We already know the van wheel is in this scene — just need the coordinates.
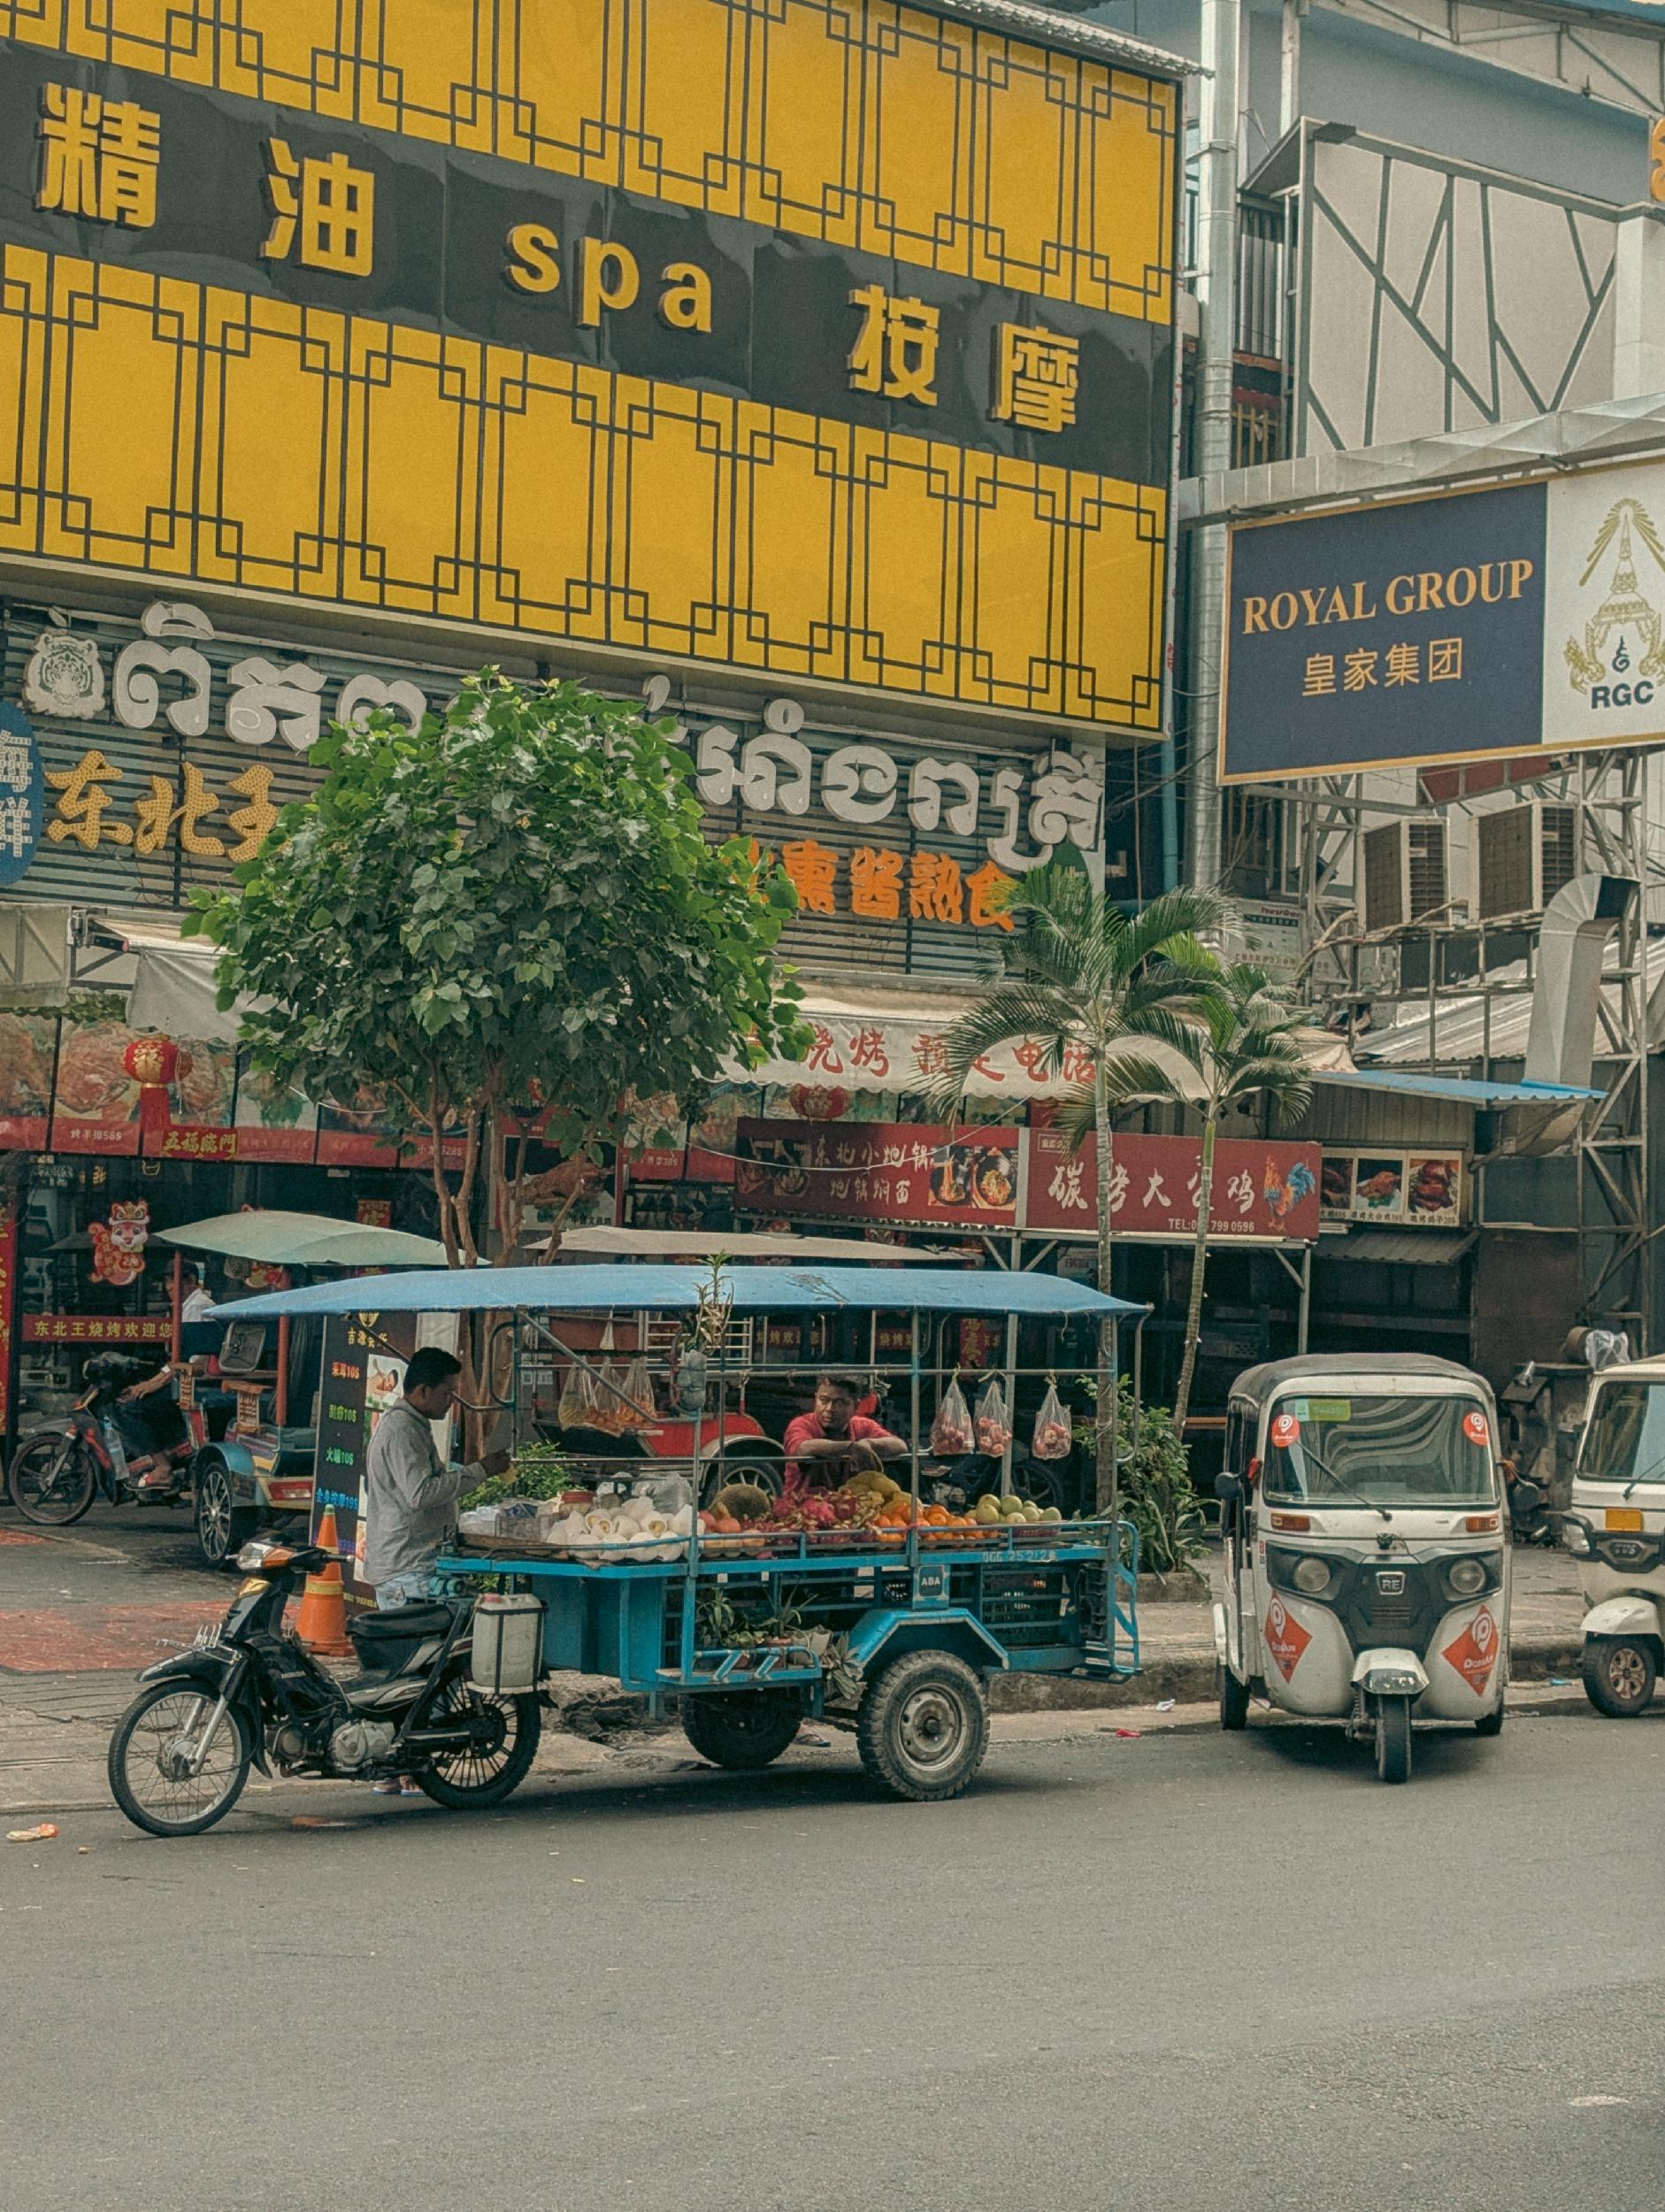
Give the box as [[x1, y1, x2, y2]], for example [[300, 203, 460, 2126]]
[[1219, 1664, 1250, 1732], [1582, 1636, 1657, 1717], [1375, 1695, 1413, 1784]]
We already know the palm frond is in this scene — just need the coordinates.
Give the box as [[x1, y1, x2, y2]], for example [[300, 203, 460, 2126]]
[[1097, 1051, 1193, 1110]]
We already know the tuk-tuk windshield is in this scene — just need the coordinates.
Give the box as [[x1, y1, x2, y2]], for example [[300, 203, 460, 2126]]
[[1262, 1393, 1498, 1509], [1577, 1379, 1665, 1486]]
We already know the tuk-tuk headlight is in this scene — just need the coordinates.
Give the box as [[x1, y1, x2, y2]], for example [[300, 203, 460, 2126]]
[[1562, 1518, 1592, 1558], [1446, 1555, 1487, 1598], [1291, 1556, 1332, 1596]]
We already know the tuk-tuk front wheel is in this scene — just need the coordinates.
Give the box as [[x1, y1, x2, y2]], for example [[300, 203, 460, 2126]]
[[1582, 1636, 1657, 1717], [194, 1461, 257, 1570], [856, 1649, 990, 1802], [1375, 1695, 1413, 1784]]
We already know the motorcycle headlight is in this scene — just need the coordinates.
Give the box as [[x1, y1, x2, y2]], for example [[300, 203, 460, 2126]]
[[235, 1539, 275, 1571], [1292, 1555, 1332, 1596], [1561, 1519, 1592, 1557], [1446, 1555, 1487, 1598]]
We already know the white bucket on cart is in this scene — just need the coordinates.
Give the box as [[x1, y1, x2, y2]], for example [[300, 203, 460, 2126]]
[[469, 1594, 546, 1694]]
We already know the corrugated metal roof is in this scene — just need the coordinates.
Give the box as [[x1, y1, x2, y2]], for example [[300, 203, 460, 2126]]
[[1324, 1229, 1477, 1267], [1314, 1068, 1601, 1107], [933, 0, 1192, 73]]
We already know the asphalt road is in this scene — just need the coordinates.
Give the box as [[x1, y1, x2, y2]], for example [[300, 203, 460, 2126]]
[[3, 1713, 1660, 2212]]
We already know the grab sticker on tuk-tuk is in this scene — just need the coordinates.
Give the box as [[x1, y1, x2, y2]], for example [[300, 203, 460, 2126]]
[[1462, 1409, 1490, 1448], [1270, 1412, 1301, 1449], [1264, 1595, 1312, 1680], [1440, 1606, 1499, 1696]]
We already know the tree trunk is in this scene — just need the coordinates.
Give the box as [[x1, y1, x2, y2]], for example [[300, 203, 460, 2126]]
[[1171, 1113, 1216, 1439], [1093, 1060, 1119, 1521]]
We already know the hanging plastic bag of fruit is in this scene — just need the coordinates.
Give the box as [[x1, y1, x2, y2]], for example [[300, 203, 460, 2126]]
[[557, 1358, 602, 1431], [1032, 1379, 1072, 1462], [930, 1376, 974, 1457], [616, 1355, 656, 1432], [974, 1376, 1012, 1458]]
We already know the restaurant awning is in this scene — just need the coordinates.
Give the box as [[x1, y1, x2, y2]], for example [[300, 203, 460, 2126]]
[[1325, 1228, 1477, 1267], [213, 1263, 1147, 1321], [156, 1210, 455, 1270], [549, 1225, 955, 1263]]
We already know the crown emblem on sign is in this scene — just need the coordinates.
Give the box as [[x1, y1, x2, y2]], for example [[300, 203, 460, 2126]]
[[1565, 499, 1665, 691]]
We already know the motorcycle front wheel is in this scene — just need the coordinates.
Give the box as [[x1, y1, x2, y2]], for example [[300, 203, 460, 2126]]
[[108, 1683, 254, 1837], [8, 1434, 97, 1525], [416, 1674, 541, 1809]]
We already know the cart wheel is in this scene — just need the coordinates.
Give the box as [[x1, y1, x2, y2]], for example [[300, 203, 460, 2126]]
[[856, 1649, 990, 1802], [1474, 1694, 1505, 1738], [680, 1690, 802, 1771], [1582, 1636, 1657, 1717], [1375, 1695, 1413, 1784], [194, 1461, 257, 1570], [1219, 1663, 1251, 1732]]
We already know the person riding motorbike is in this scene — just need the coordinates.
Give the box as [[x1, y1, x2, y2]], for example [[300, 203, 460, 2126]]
[[105, 1352, 189, 1498]]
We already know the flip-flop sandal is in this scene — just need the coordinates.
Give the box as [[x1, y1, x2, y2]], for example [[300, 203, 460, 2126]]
[[371, 1779, 403, 1795], [398, 1780, 424, 1796]]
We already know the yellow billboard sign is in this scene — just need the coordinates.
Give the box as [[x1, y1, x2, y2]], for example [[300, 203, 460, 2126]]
[[0, 1, 1180, 733]]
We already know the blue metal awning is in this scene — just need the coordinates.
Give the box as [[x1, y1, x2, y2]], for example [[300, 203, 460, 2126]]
[[1313, 1069, 1601, 1109], [211, 1263, 1145, 1324]]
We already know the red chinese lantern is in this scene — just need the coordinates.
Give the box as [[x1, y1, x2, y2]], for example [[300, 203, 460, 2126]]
[[123, 1033, 192, 1138]]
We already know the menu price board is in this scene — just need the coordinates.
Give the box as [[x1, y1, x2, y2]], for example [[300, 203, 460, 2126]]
[[1320, 1148, 1464, 1227], [313, 1313, 418, 1594]]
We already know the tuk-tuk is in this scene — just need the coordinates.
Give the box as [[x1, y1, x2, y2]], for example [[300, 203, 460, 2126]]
[[1214, 1354, 1509, 1783], [1562, 1355, 1665, 1715]]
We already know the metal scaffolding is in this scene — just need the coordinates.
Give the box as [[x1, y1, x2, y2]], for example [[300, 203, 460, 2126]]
[[1259, 746, 1661, 1345]]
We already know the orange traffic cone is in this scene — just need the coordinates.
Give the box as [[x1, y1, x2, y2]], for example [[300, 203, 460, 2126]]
[[295, 1506, 353, 1656]]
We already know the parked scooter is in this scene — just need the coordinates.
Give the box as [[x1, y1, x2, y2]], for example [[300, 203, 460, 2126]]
[[106, 1540, 543, 1836], [6, 1353, 204, 1525], [1561, 1355, 1665, 1716], [1502, 1458, 1556, 1548]]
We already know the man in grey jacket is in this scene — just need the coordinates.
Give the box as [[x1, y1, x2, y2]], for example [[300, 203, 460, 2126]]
[[364, 1347, 508, 1609]]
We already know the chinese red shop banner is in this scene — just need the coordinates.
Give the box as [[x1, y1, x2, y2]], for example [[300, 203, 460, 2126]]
[[737, 1120, 1322, 1240]]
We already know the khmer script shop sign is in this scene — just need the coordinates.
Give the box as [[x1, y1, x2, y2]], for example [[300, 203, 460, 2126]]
[[1221, 462, 1665, 779]]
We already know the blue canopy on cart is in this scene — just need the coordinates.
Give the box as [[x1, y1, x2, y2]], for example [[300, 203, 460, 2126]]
[[211, 1263, 1144, 1322]]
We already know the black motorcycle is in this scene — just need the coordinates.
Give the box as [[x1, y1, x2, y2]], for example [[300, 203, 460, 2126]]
[[107, 1541, 541, 1837], [8, 1351, 204, 1525]]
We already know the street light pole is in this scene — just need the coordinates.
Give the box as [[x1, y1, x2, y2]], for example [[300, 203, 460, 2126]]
[[1186, 0, 1241, 893]]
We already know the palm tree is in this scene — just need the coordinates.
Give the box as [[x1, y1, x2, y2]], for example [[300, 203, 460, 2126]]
[[1102, 962, 1313, 1438], [929, 864, 1230, 1517]]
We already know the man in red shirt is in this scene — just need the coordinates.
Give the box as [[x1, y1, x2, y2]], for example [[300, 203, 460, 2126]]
[[783, 1374, 906, 1486]]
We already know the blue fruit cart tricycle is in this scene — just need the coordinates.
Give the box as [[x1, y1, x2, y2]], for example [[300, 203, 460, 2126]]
[[217, 1263, 1145, 1803]]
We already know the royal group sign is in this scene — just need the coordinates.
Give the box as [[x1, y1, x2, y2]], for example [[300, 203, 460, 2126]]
[[0, 3, 1180, 734], [1221, 459, 1665, 779]]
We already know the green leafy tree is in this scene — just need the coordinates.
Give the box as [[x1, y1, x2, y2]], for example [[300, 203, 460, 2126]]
[[1102, 962, 1313, 1436], [928, 863, 1228, 1516], [191, 673, 807, 1266]]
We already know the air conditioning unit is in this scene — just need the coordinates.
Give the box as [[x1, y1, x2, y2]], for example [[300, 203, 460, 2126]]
[[1474, 803, 1580, 921], [1361, 819, 1451, 933]]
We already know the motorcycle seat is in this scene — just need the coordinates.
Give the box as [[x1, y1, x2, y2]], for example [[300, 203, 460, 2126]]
[[348, 1605, 458, 1672]]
